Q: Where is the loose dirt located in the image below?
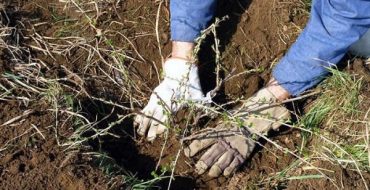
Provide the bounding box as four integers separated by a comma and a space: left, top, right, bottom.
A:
0, 0, 369, 189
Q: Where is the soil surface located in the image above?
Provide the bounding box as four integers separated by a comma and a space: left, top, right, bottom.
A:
0, 0, 369, 190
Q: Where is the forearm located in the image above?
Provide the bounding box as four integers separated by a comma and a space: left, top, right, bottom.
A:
273, 0, 370, 96
171, 41, 195, 60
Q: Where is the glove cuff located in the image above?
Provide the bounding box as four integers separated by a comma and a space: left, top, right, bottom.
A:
163, 58, 198, 81
239, 88, 291, 135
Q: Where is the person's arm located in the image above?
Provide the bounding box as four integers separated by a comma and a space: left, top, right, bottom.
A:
273, 0, 370, 96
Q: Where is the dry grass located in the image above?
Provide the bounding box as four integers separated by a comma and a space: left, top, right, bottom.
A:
0, 0, 154, 188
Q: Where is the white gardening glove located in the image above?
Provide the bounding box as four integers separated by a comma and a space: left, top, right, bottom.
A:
134, 58, 209, 141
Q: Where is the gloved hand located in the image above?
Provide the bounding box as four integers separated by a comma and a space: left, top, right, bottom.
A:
184, 88, 290, 177
134, 58, 209, 141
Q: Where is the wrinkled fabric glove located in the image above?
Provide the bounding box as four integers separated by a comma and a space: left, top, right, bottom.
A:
183, 88, 290, 177
134, 58, 209, 141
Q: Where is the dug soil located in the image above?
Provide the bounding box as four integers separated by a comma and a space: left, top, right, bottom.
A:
0, 0, 369, 190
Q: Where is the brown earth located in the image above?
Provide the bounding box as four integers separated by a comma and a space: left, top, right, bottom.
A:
0, 100, 110, 189
0, 0, 369, 190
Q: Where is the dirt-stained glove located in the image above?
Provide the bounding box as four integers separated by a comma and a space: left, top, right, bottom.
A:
183, 88, 290, 177
134, 58, 210, 141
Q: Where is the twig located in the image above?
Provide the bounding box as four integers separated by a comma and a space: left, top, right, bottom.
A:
155, 0, 164, 66
31, 124, 46, 140
365, 107, 370, 167
167, 106, 194, 190
1, 109, 34, 126
156, 131, 169, 170
206, 68, 236, 99
234, 90, 321, 117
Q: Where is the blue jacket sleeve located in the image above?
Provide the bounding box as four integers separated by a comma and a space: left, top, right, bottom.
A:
170, 0, 216, 42
273, 0, 370, 96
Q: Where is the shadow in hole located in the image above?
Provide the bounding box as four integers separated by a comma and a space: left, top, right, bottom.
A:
198, 0, 253, 104
79, 99, 156, 179
157, 177, 196, 190
79, 99, 197, 189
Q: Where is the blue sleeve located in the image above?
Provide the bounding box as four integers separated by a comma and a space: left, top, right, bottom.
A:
273, 0, 370, 96
170, 0, 217, 42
